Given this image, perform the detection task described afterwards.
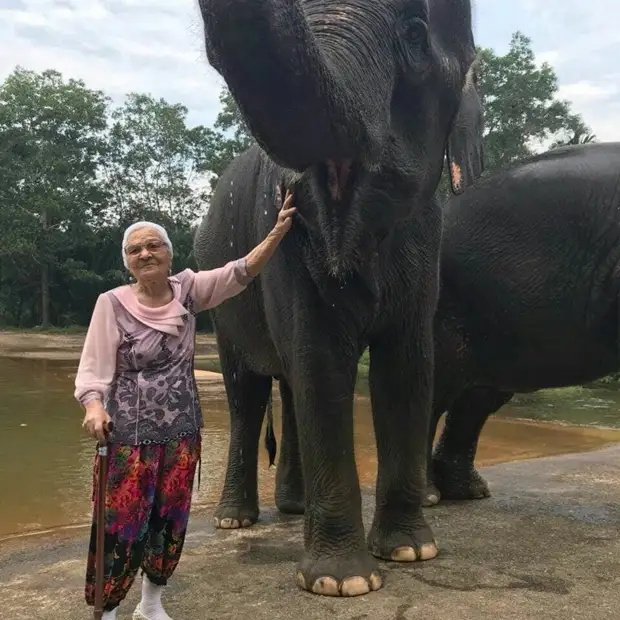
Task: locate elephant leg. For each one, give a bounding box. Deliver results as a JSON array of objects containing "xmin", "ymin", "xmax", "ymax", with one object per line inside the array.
[
  {"xmin": 423, "ymin": 405, "xmax": 445, "ymax": 507},
  {"xmin": 275, "ymin": 377, "xmax": 305, "ymax": 514},
  {"xmin": 366, "ymin": 331, "xmax": 438, "ymax": 564},
  {"xmin": 289, "ymin": 348, "xmax": 381, "ymax": 597},
  {"xmin": 432, "ymin": 387, "xmax": 513, "ymax": 501},
  {"xmin": 213, "ymin": 341, "xmax": 273, "ymax": 529}
]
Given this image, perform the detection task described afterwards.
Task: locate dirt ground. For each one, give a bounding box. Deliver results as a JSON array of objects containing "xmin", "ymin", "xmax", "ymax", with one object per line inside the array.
[{"xmin": 2, "ymin": 444, "xmax": 619, "ymax": 620}]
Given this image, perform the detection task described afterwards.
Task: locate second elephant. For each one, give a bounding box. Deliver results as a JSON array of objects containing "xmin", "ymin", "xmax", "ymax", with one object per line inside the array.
[{"xmin": 429, "ymin": 141, "xmax": 620, "ymax": 504}]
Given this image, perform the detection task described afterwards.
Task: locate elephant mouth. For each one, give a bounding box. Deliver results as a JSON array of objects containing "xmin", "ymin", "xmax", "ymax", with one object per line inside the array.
[{"xmin": 314, "ymin": 158, "xmax": 360, "ymax": 207}]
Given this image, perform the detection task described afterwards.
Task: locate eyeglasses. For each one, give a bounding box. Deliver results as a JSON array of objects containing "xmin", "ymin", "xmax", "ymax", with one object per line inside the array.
[{"xmin": 125, "ymin": 240, "xmax": 167, "ymax": 256}]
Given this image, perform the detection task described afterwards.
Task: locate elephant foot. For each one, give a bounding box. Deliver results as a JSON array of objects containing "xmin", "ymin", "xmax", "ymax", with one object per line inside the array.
[
  {"xmin": 422, "ymin": 482, "xmax": 441, "ymax": 507},
  {"xmin": 295, "ymin": 550, "xmax": 382, "ymax": 597},
  {"xmin": 433, "ymin": 459, "xmax": 491, "ymax": 501},
  {"xmin": 213, "ymin": 502, "xmax": 259, "ymax": 529},
  {"xmin": 367, "ymin": 517, "xmax": 438, "ymax": 563}
]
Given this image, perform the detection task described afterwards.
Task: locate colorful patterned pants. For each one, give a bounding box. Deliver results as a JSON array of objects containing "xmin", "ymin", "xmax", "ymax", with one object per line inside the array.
[{"xmin": 85, "ymin": 432, "xmax": 201, "ymax": 612}]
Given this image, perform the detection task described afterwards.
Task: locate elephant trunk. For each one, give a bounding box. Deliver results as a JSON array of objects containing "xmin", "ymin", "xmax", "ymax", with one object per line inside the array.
[{"xmin": 198, "ymin": 0, "xmax": 394, "ymax": 172}]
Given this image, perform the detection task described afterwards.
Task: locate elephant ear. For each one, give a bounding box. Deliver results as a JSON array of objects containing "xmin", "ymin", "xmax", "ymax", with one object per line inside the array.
[{"xmin": 445, "ymin": 62, "xmax": 485, "ymax": 195}]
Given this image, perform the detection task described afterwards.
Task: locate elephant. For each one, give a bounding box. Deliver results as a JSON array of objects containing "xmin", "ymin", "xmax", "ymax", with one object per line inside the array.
[
  {"xmin": 426, "ymin": 141, "xmax": 620, "ymax": 504},
  {"xmin": 194, "ymin": 0, "xmax": 483, "ymax": 597}
]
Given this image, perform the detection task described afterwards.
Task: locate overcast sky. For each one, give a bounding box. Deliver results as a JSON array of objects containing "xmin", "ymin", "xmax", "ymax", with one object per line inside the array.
[{"xmin": 1, "ymin": 0, "xmax": 619, "ymax": 140}]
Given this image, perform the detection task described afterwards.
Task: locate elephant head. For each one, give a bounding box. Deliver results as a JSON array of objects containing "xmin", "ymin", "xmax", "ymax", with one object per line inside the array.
[{"xmin": 198, "ymin": 0, "xmax": 482, "ymax": 271}]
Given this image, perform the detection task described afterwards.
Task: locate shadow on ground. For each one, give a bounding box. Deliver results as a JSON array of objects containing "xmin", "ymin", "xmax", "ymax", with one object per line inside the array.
[{"xmin": 2, "ymin": 445, "xmax": 619, "ymax": 620}]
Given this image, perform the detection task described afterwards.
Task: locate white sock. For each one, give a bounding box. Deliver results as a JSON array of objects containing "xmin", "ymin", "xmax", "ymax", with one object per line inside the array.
[
  {"xmin": 138, "ymin": 575, "xmax": 172, "ymax": 620},
  {"xmin": 102, "ymin": 609, "xmax": 118, "ymax": 620}
]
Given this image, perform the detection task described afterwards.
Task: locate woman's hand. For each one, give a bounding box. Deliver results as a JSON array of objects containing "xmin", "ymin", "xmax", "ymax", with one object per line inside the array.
[
  {"xmin": 245, "ymin": 190, "xmax": 297, "ymax": 277},
  {"xmin": 82, "ymin": 401, "xmax": 112, "ymax": 443},
  {"xmin": 272, "ymin": 190, "xmax": 296, "ymax": 238}
]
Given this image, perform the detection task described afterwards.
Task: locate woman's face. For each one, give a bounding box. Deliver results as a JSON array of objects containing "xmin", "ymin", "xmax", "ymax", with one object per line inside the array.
[{"xmin": 124, "ymin": 226, "xmax": 172, "ymax": 283}]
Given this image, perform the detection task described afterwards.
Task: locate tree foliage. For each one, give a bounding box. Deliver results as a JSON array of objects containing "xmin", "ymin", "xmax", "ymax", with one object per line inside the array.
[
  {"xmin": 102, "ymin": 93, "xmax": 215, "ymax": 226},
  {"xmin": 202, "ymin": 89, "xmax": 254, "ymax": 191},
  {"xmin": 0, "ymin": 68, "xmax": 214, "ymax": 328},
  {"xmin": 477, "ymin": 31, "xmax": 594, "ymax": 170},
  {"xmin": 0, "ymin": 68, "xmax": 109, "ymax": 326}
]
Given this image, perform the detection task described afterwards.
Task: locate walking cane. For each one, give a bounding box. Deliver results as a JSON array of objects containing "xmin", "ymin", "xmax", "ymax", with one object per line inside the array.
[{"xmin": 94, "ymin": 420, "xmax": 114, "ymax": 620}]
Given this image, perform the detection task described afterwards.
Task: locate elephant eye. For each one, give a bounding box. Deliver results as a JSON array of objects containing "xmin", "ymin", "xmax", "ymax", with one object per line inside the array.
[
  {"xmin": 396, "ymin": 15, "xmax": 430, "ymax": 73},
  {"xmin": 403, "ymin": 17, "xmax": 427, "ymax": 45}
]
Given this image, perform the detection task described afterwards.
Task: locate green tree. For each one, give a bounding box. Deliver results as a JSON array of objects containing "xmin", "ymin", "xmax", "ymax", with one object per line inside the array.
[
  {"xmin": 214, "ymin": 87, "xmax": 252, "ymax": 147},
  {"xmin": 102, "ymin": 93, "xmax": 214, "ymax": 227},
  {"xmin": 477, "ymin": 31, "xmax": 593, "ymax": 170},
  {"xmin": 0, "ymin": 67, "xmax": 109, "ymax": 326},
  {"xmin": 203, "ymin": 88, "xmax": 254, "ymax": 190}
]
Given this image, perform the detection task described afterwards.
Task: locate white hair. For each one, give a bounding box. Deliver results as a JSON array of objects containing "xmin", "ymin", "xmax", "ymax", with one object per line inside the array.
[{"xmin": 121, "ymin": 221, "xmax": 173, "ymax": 269}]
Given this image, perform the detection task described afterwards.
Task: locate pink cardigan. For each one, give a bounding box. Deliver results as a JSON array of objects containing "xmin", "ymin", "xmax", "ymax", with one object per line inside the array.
[{"xmin": 74, "ymin": 260, "xmax": 251, "ymax": 417}]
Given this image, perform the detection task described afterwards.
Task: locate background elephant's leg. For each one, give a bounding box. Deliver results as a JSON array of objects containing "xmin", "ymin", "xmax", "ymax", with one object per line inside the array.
[
  {"xmin": 432, "ymin": 387, "xmax": 513, "ymax": 501},
  {"xmin": 214, "ymin": 342, "xmax": 273, "ymax": 529},
  {"xmin": 424, "ymin": 405, "xmax": 445, "ymax": 507},
  {"xmin": 275, "ymin": 377, "xmax": 305, "ymax": 514},
  {"xmin": 427, "ymin": 310, "xmax": 469, "ymax": 506},
  {"xmin": 366, "ymin": 332, "xmax": 437, "ymax": 563},
  {"xmin": 425, "ymin": 373, "xmax": 466, "ymax": 506},
  {"xmin": 290, "ymin": 353, "xmax": 380, "ymax": 597}
]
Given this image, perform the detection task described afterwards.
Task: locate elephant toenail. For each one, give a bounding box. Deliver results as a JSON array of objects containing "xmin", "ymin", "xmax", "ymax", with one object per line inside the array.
[
  {"xmin": 418, "ymin": 543, "xmax": 438, "ymax": 560},
  {"xmin": 295, "ymin": 571, "xmax": 307, "ymax": 590},
  {"xmin": 341, "ymin": 576, "xmax": 370, "ymax": 596},
  {"xmin": 311, "ymin": 576, "xmax": 340, "ymax": 596},
  {"xmin": 369, "ymin": 572, "xmax": 383, "ymax": 591},
  {"xmin": 390, "ymin": 546, "xmax": 417, "ymax": 562}
]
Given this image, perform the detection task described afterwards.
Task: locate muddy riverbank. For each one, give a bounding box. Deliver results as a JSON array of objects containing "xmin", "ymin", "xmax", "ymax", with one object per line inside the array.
[{"xmin": 0, "ymin": 330, "xmax": 220, "ymax": 360}]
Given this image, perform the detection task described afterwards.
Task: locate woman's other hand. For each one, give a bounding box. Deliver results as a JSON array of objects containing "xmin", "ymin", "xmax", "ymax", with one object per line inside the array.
[
  {"xmin": 272, "ymin": 190, "xmax": 296, "ymax": 238},
  {"xmin": 245, "ymin": 190, "xmax": 297, "ymax": 277},
  {"xmin": 82, "ymin": 401, "xmax": 112, "ymax": 443}
]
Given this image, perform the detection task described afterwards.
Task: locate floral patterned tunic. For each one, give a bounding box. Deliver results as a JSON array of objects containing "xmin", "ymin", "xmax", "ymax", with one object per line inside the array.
[{"xmin": 74, "ymin": 260, "xmax": 252, "ymax": 446}]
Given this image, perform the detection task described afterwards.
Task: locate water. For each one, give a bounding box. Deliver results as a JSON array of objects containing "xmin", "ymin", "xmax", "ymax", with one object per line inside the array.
[
  {"xmin": 1, "ymin": 337, "xmax": 619, "ymax": 540},
  {"xmin": 503, "ymin": 386, "xmax": 620, "ymax": 428}
]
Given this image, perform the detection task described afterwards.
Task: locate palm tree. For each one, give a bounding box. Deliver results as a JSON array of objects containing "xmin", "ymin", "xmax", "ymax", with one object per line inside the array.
[
  {"xmin": 551, "ymin": 126, "xmax": 597, "ymax": 150},
  {"xmin": 564, "ymin": 129, "xmax": 597, "ymax": 145}
]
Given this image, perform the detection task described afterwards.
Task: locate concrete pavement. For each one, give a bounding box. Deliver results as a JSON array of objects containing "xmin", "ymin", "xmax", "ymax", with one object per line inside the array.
[{"xmin": 2, "ymin": 445, "xmax": 619, "ymax": 620}]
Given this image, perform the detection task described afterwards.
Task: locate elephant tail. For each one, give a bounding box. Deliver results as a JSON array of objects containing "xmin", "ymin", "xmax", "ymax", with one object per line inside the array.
[{"xmin": 264, "ymin": 385, "xmax": 277, "ymax": 468}]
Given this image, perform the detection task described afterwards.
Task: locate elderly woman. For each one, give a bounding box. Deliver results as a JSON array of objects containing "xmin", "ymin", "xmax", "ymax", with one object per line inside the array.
[{"xmin": 75, "ymin": 193, "xmax": 296, "ymax": 620}]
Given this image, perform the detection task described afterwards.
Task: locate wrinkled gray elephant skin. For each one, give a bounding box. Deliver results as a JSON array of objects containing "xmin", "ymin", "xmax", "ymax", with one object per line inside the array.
[
  {"xmin": 194, "ymin": 0, "xmax": 482, "ymax": 597},
  {"xmin": 427, "ymin": 142, "xmax": 620, "ymax": 505}
]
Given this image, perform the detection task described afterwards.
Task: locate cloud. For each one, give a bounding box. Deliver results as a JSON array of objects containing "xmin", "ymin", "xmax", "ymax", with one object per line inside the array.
[
  {"xmin": 0, "ymin": 0, "xmax": 225, "ymax": 127},
  {"xmin": 1, "ymin": 0, "xmax": 619, "ymax": 141},
  {"xmin": 476, "ymin": 0, "xmax": 620, "ymax": 140},
  {"xmin": 535, "ymin": 50, "xmax": 561, "ymax": 68},
  {"xmin": 558, "ymin": 81, "xmax": 617, "ymax": 103}
]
